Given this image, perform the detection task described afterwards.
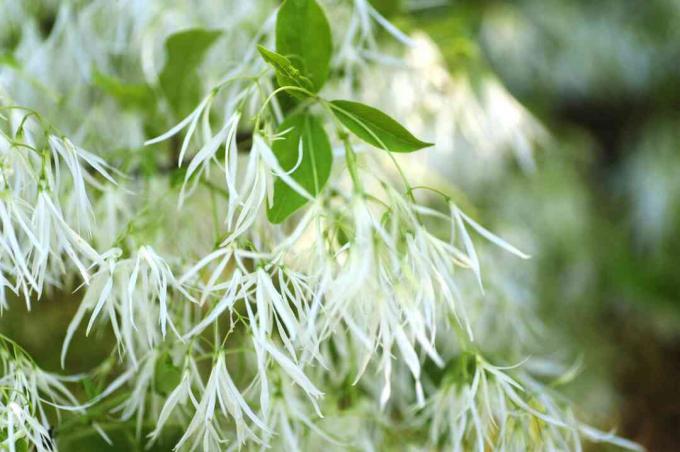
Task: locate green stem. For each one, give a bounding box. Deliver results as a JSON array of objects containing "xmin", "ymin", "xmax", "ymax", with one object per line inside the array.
[{"xmin": 341, "ymin": 135, "xmax": 363, "ymax": 194}]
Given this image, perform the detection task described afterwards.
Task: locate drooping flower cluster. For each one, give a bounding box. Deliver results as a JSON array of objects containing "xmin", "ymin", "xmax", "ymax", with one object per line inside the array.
[
  {"xmin": 0, "ymin": 106, "xmax": 116, "ymax": 310},
  {"xmin": 0, "ymin": 335, "xmax": 80, "ymax": 451}
]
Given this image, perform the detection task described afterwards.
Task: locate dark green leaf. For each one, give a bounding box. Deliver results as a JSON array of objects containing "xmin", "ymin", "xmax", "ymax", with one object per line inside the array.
[
  {"xmin": 330, "ymin": 99, "xmax": 432, "ymax": 152},
  {"xmin": 276, "ymin": 0, "xmax": 332, "ymax": 92},
  {"xmin": 268, "ymin": 113, "xmax": 332, "ymax": 223},
  {"xmin": 257, "ymin": 45, "xmax": 314, "ymax": 94},
  {"xmin": 159, "ymin": 29, "xmax": 221, "ymax": 117}
]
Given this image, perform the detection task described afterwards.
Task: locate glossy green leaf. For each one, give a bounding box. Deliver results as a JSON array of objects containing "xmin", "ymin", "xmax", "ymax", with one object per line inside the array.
[
  {"xmin": 159, "ymin": 28, "xmax": 221, "ymax": 117},
  {"xmin": 257, "ymin": 45, "xmax": 314, "ymax": 93},
  {"xmin": 276, "ymin": 0, "xmax": 332, "ymax": 92},
  {"xmin": 268, "ymin": 113, "xmax": 332, "ymax": 223},
  {"xmin": 330, "ymin": 99, "xmax": 432, "ymax": 152}
]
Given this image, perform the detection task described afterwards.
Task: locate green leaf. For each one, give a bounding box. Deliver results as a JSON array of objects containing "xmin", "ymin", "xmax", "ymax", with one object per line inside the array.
[
  {"xmin": 0, "ymin": 53, "xmax": 19, "ymax": 69},
  {"xmin": 0, "ymin": 429, "xmax": 29, "ymax": 452},
  {"xmin": 268, "ymin": 113, "xmax": 332, "ymax": 223},
  {"xmin": 81, "ymin": 376, "xmax": 99, "ymax": 400},
  {"xmin": 154, "ymin": 352, "xmax": 182, "ymax": 396},
  {"xmin": 330, "ymin": 99, "xmax": 432, "ymax": 152},
  {"xmin": 159, "ymin": 28, "xmax": 221, "ymax": 117},
  {"xmin": 15, "ymin": 438, "xmax": 29, "ymax": 452},
  {"xmin": 92, "ymin": 71, "xmax": 154, "ymax": 110},
  {"xmin": 276, "ymin": 0, "xmax": 332, "ymax": 92},
  {"xmin": 257, "ymin": 45, "xmax": 314, "ymax": 94}
]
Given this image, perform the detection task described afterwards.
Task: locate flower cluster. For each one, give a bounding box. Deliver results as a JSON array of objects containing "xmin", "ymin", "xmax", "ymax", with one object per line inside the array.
[
  {"xmin": 0, "ymin": 105, "xmax": 116, "ymax": 310},
  {"xmin": 0, "ymin": 1, "xmax": 641, "ymax": 451},
  {"xmin": 0, "ymin": 335, "xmax": 80, "ymax": 451}
]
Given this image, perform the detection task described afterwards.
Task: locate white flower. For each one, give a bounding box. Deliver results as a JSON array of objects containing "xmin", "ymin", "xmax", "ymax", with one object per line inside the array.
[
  {"xmin": 44, "ymin": 135, "xmax": 117, "ymax": 231},
  {"xmin": 0, "ymin": 338, "xmax": 81, "ymax": 452},
  {"xmin": 145, "ymin": 94, "xmax": 215, "ymax": 165},
  {"xmin": 114, "ymin": 352, "xmax": 157, "ymax": 437},
  {"xmin": 62, "ymin": 246, "xmax": 191, "ymax": 368},
  {"xmin": 1, "ymin": 400, "xmax": 52, "ymax": 452},
  {"xmin": 174, "ymin": 353, "xmax": 268, "ymax": 450},
  {"xmin": 259, "ymin": 373, "xmax": 337, "ymax": 450},
  {"xmin": 128, "ymin": 246, "xmax": 192, "ymax": 338},
  {"xmin": 30, "ymin": 191, "xmax": 102, "ymax": 292},
  {"xmin": 0, "ymin": 113, "xmax": 117, "ymax": 309},
  {"xmin": 179, "ymin": 112, "xmax": 241, "ymax": 206},
  {"xmin": 335, "ymin": 0, "xmax": 413, "ymax": 77},
  {"xmin": 147, "ymin": 368, "xmax": 196, "ymax": 445},
  {"xmin": 0, "ymin": 3, "xmax": 643, "ymax": 451},
  {"xmin": 222, "ymin": 138, "xmax": 269, "ymax": 245},
  {"xmin": 421, "ymin": 354, "xmax": 642, "ymax": 452},
  {"xmin": 0, "ymin": 195, "xmax": 40, "ymax": 304}
]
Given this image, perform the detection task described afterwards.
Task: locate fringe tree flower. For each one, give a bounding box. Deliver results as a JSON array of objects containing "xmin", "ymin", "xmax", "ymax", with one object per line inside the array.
[
  {"xmin": 0, "ymin": 336, "xmax": 80, "ymax": 452},
  {"xmin": 0, "ymin": 1, "xmax": 642, "ymax": 451}
]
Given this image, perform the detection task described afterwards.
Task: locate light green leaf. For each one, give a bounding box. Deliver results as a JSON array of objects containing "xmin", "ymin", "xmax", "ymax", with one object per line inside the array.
[
  {"xmin": 268, "ymin": 113, "xmax": 332, "ymax": 223},
  {"xmin": 159, "ymin": 28, "xmax": 221, "ymax": 117},
  {"xmin": 93, "ymin": 71, "xmax": 154, "ymax": 110},
  {"xmin": 154, "ymin": 352, "xmax": 182, "ymax": 396},
  {"xmin": 0, "ymin": 53, "xmax": 19, "ymax": 69},
  {"xmin": 276, "ymin": 0, "xmax": 332, "ymax": 92},
  {"xmin": 257, "ymin": 45, "xmax": 314, "ymax": 94},
  {"xmin": 81, "ymin": 376, "xmax": 99, "ymax": 399},
  {"xmin": 15, "ymin": 439, "xmax": 29, "ymax": 452},
  {"xmin": 330, "ymin": 99, "xmax": 432, "ymax": 152}
]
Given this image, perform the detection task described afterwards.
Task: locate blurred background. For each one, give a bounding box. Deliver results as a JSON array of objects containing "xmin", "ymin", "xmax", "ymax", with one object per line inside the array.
[
  {"xmin": 1, "ymin": 0, "xmax": 678, "ymax": 450},
  {"xmin": 385, "ymin": 0, "xmax": 679, "ymax": 449}
]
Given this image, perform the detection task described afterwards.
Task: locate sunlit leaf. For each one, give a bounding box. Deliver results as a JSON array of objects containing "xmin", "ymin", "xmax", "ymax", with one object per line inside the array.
[
  {"xmin": 276, "ymin": 0, "xmax": 332, "ymax": 92},
  {"xmin": 268, "ymin": 112, "xmax": 332, "ymax": 223},
  {"xmin": 257, "ymin": 45, "xmax": 314, "ymax": 94},
  {"xmin": 159, "ymin": 29, "xmax": 221, "ymax": 117},
  {"xmin": 330, "ymin": 99, "xmax": 432, "ymax": 152}
]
